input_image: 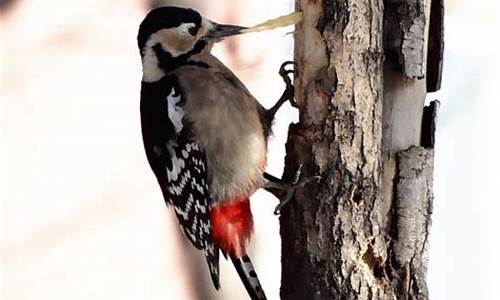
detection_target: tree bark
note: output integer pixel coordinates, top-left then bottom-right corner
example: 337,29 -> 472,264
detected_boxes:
280,0 -> 441,299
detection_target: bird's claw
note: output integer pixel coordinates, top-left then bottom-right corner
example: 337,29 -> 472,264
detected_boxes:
273,164 -> 320,215
279,61 -> 295,79
278,61 -> 296,108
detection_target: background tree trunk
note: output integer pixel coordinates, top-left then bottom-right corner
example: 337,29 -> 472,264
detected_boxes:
280,0 -> 442,299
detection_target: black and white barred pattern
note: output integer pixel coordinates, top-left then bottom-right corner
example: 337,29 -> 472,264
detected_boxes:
160,87 -> 220,288
231,255 -> 267,300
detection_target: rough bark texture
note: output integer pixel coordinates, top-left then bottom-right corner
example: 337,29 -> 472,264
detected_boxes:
384,0 -> 427,79
280,0 -> 441,299
389,146 -> 433,299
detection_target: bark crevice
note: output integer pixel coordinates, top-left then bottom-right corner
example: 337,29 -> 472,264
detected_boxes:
280,0 -> 439,299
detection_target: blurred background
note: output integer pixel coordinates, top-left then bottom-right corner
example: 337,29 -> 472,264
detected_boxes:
1,0 -> 498,299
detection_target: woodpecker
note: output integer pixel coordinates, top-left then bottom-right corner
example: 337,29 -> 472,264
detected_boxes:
138,6 -> 296,300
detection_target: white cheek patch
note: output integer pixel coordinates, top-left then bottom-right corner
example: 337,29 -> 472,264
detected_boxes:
141,23 -> 205,80
148,27 -> 196,58
141,47 -> 165,82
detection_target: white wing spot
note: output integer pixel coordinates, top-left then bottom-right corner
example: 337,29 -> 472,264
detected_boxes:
166,88 -> 184,133
191,178 -> 205,193
166,141 -> 185,181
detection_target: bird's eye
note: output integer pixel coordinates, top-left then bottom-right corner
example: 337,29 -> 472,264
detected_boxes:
188,26 -> 199,36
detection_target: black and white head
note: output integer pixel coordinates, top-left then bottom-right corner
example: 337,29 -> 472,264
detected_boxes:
138,6 -> 246,82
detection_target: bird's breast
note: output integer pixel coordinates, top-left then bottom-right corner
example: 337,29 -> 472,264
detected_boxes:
203,117 -> 267,203
174,57 -> 268,202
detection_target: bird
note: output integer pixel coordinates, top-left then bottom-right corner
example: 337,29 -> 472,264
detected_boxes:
137,6 -> 296,300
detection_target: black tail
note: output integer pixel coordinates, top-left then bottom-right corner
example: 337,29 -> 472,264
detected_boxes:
230,254 -> 267,300
205,246 -> 220,290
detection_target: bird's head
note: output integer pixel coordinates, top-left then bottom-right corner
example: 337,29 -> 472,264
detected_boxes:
138,6 -> 246,82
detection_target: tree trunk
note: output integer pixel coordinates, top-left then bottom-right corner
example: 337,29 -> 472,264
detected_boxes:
280,0 -> 442,299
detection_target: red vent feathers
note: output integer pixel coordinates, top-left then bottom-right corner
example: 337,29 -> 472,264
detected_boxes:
210,198 -> 254,258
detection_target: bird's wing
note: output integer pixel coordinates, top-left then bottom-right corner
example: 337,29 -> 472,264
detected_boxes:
164,132 -> 220,289
141,80 -> 220,288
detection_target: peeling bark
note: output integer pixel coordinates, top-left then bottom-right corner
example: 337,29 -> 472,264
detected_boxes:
280,0 -> 440,299
384,0 -> 427,78
426,0 -> 444,92
388,146 -> 433,300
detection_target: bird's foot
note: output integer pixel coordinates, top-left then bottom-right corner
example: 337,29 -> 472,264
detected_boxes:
263,164 -> 320,215
267,61 -> 296,119
278,61 -> 296,108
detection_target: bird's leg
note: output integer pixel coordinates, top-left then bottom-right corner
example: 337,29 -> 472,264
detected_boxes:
263,164 -> 319,215
267,61 -> 296,119
263,171 -> 299,215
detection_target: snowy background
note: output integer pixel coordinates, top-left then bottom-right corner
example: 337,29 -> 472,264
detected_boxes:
1,0 -> 498,299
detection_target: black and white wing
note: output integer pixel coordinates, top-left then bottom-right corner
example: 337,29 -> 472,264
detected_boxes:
164,135 -> 220,288
140,80 -> 220,288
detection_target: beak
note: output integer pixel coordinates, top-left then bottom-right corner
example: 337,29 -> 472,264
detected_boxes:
205,23 -> 248,40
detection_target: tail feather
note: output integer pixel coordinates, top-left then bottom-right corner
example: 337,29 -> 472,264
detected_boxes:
205,245 -> 220,289
231,254 -> 267,300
